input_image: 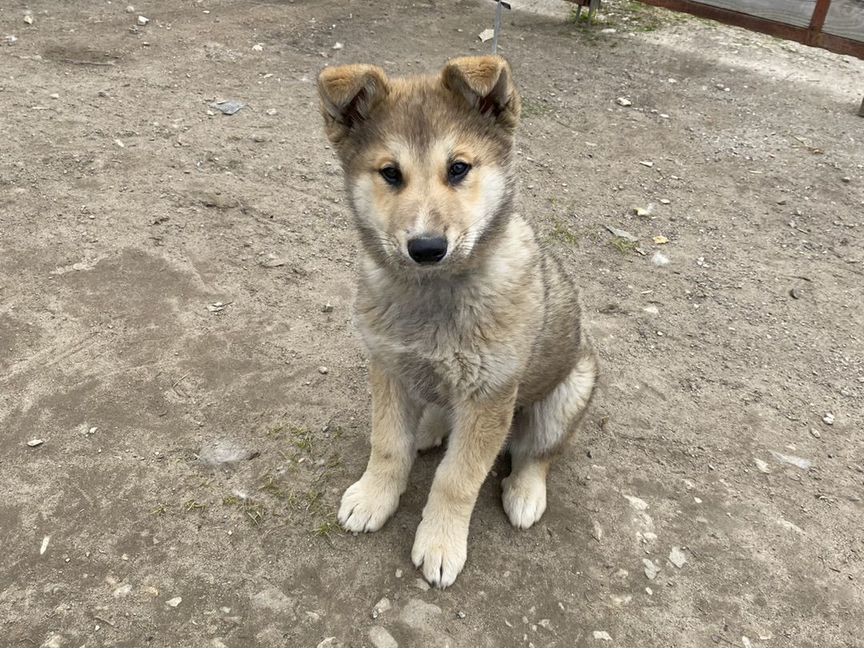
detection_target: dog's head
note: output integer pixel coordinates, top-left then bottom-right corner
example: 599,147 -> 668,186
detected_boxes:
318,56 -> 521,271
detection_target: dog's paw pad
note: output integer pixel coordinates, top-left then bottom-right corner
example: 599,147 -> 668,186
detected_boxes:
502,474 -> 547,530
337,477 -> 400,533
411,518 -> 467,589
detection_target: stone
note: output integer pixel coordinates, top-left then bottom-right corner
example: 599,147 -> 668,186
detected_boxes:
368,626 -> 398,648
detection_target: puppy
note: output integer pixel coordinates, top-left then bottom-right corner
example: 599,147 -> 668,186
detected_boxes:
317,56 -> 597,588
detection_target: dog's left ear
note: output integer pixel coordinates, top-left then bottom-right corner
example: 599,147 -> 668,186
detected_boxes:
318,64 -> 390,145
441,56 -> 520,131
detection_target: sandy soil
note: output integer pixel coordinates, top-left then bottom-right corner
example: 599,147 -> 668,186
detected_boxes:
2,0 -> 863,646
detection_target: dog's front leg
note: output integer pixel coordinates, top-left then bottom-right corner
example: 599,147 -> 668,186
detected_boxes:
338,362 -> 419,533
411,389 -> 516,588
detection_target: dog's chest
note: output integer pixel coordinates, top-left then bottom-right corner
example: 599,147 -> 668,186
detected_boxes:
355,288 -> 514,404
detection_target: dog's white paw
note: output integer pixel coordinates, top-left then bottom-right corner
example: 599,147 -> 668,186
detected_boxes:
338,476 -> 400,533
502,472 -> 547,529
411,516 -> 468,589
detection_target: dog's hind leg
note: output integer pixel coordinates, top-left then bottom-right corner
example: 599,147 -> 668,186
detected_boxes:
338,362 -> 421,533
504,350 -> 597,529
415,405 -> 450,451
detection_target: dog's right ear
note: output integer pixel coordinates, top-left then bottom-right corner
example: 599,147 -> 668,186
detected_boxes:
318,64 -> 389,144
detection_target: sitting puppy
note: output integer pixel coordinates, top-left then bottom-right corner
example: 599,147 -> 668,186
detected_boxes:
317,56 -> 597,588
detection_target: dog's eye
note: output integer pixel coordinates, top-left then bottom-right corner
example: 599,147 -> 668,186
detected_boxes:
379,166 -> 403,186
447,161 -> 471,184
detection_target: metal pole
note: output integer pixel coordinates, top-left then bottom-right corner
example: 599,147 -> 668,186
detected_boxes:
492,0 -> 503,54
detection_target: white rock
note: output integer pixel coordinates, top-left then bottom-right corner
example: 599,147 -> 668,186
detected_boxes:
399,599 -> 442,628
593,631 -> 613,641
478,28 -> 494,42
669,546 -> 687,568
40,535 -> 50,555
252,43 -> 263,52
41,635 -> 63,648
616,97 -> 632,107
822,413 -> 834,425
166,596 -> 182,607
624,494 -> 649,510
642,558 -> 659,580
332,42 -> 344,50
368,626 -> 398,648
754,458 -> 771,474
769,450 -> 811,470
113,583 -> 133,598
126,5 -> 135,13
137,15 -> 149,25
28,438 -> 44,447
24,14 -> 34,25
316,639 -> 338,648
372,597 -> 392,618
651,251 -> 670,266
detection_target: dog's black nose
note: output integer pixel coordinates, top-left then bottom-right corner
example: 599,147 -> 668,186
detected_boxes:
407,236 -> 448,264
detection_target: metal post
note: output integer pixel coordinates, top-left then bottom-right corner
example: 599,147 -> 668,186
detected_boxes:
492,0 -> 503,54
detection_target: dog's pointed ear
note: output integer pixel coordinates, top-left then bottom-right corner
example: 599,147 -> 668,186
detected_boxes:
318,64 -> 389,144
441,56 -> 520,130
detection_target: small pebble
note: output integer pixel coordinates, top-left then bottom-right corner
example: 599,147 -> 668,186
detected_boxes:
615,97 -> 632,107
669,546 -> 687,568
789,287 -> 801,299
413,578 -> 430,591
642,558 -> 659,580
28,438 -> 44,447
368,626 -> 397,648
321,303 -> 334,313
456,610 -> 466,619
822,413 -> 834,425
318,366 -> 329,375
126,5 -> 135,12
593,631 -> 613,642
372,597 -> 391,619
166,596 -> 182,608
137,15 -> 149,25
651,251 -> 670,266
332,42 -> 344,50
841,176 -> 850,183
810,428 -> 821,439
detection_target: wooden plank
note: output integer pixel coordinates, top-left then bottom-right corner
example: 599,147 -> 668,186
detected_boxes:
694,0 -> 814,28
635,0 -> 864,57
823,0 -> 864,41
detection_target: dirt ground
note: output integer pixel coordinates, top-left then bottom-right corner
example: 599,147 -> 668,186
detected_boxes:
2,0 -> 863,646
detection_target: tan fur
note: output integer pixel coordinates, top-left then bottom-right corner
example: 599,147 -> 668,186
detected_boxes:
320,56 -> 597,588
